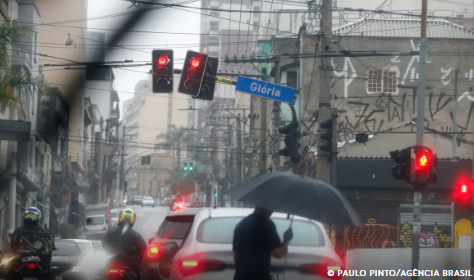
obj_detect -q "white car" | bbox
[110,208,121,227]
[144,208,343,280]
[142,196,156,207]
[65,239,108,280]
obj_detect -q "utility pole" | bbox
[119,125,126,204]
[96,117,104,203]
[236,115,243,184]
[412,0,428,279]
[211,104,219,207]
[452,69,459,156]
[259,97,267,173]
[316,0,333,184]
[7,152,17,235]
[226,123,233,206]
[272,60,282,170]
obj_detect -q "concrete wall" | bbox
[300,36,474,145]
[345,248,470,280]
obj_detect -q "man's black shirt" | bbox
[102,225,147,273]
[232,213,282,280]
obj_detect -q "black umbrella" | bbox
[228,171,362,227]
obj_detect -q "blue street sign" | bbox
[235,76,296,104]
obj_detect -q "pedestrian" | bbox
[232,206,293,280]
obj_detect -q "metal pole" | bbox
[452,70,459,156]
[330,112,338,186]
[260,96,267,173]
[412,1,428,279]
[471,89,474,274]
[7,153,17,234]
[226,123,232,206]
[119,125,126,202]
[236,115,243,184]
[272,60,282,170]
[316,0,333,184]
[97,117,104,203]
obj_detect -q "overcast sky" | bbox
[87,0,201,111]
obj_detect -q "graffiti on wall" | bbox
[324,39,474,142]
[345,218,397,250]
[399,222,452,248]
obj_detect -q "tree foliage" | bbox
[155,125,197,150]
[170,179,196,197]
[0,21,46,113]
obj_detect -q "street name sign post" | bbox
[235,76,296,104]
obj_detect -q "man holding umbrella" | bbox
[232,206,293,280]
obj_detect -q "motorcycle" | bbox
[105,265,139,280]
[9,232,53,280]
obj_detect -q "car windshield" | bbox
[53,242,80,256]
[76,242,92,254]
[86,216,105,225]
[197,217,325,247]
[144,197,153,200]
[158,215,194,239]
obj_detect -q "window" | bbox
[367,69,397,93]
[209,36,219,45]
[34,34,37,63]
[86,216,105,226]
[157,215,194,239]
[209,21,219,31]
[253,21,259,32]
[197,217,325,247]
[53,242,80,256]
[287,71,298,89]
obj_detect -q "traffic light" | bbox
[453,181,473,209]
[414,146,435,185]
[178,50,208,97]
[318,118,333,154]
[214,190,218,197]
[124,181,128,193]
[189,162,194,171]
[278,122,299,163]
[152,49,173,93]
[183,162,188,171]
[389,148,411,181]
[193,56,218,100]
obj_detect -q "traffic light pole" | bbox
[412,1,428,279]
[330,112,338,186]
[272,60,282,170]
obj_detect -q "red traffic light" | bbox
[461,184,468,193]
[190,58,200,69]
[415,152,431,169]
[157,56,168,67]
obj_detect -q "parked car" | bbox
[66,239,107,280]
[110,208,121,227]
[84,214,109,240]
[142,208,343,280]
[142,196,156,207]
[51,240,84,280]
[132,195,143,205]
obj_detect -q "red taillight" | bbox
[27,263,36,270]
[300,264,343,280]
[178,259,226,277]
[147,244,162,258]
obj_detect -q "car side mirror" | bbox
[162,242,178,259]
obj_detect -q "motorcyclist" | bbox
[102,207,147,280]
[6,207,56,280]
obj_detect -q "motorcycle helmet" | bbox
[24,207,42,225]
[118,208,136,226]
